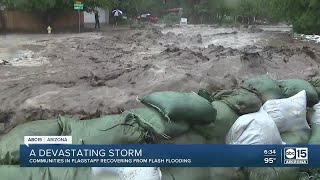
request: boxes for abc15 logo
[284,148,308,160]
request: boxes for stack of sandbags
[194,75,282,144]
[301,101,320,180]
[0,119,62,165]
[58,112,146,145]
[226,90,310,180]
[3,75,320,180]
[192,100,239,144]
[158,130,210,180]
[127,91,217,139]
[127,91,217,180]
[308,101,320,144]
[261,91,310,180]
[262,90,311,144]
[225,106,287,180]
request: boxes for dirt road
[1,24,319,133]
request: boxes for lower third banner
[20,144,317,167]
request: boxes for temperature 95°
[264,157,276,164]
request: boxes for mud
[0,24,320,133]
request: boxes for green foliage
[269,0,320,34]
[159,14,181,25]
[119,0,164,17]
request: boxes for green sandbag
[298,169,320,180]
[159,131,246,180]
[247,167,299,180]
[213,89,262,115]
[309,123,320,144]
[277,79,319,107]
[308,76,320,96]
[197,89,214,103]
[156,130,207,144]
[192,101,239,143]
[138,91,217,124]
[281,128,310,144]
[0,166,92,180]
[159,131,209,180]
[240,75,284,103]
[209,168,247,180]
[125,107,190,139]
[0,119,62,165]
[307,107,315,125]
[161,167,210,180]
[58,113,146,145]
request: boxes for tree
[1,0,117,12]
[119,0,164,17]
[269,0,320,34]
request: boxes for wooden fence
[0,10,84,33]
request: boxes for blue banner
[20,144,318,167]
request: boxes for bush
[293,11,320,34]
[159,14,181,25]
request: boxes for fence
[0,10,84,33]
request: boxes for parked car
[137,13,158,23]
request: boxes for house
[84,8,109,27]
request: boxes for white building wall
[84,8,109,24]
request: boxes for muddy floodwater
[0,24,319,133]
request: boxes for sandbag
[309,102,320,144]
[0,119,62,165]
[138,91,217,124]
[92,167,162,180]
[281,128,310,144]
[197,89,214,103]
[158,131,209,180]
[277,79,319,106]
[298,169,320,180]
[308,76,320,95]
[241,75,284,103]
[125,107,190,139]
[161,167,210,180]
[246,167,299,180]
[192,101,239,143]
[226,108,284,145]
[307,107,315,125]
[209,168,247,180]
[0,166,92,180]
[262,90,310,133]
[311,102,320,124]
[58,113,146,145]
[309,124,320,144]
[156,130,206,144]
[213,89,262,115]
